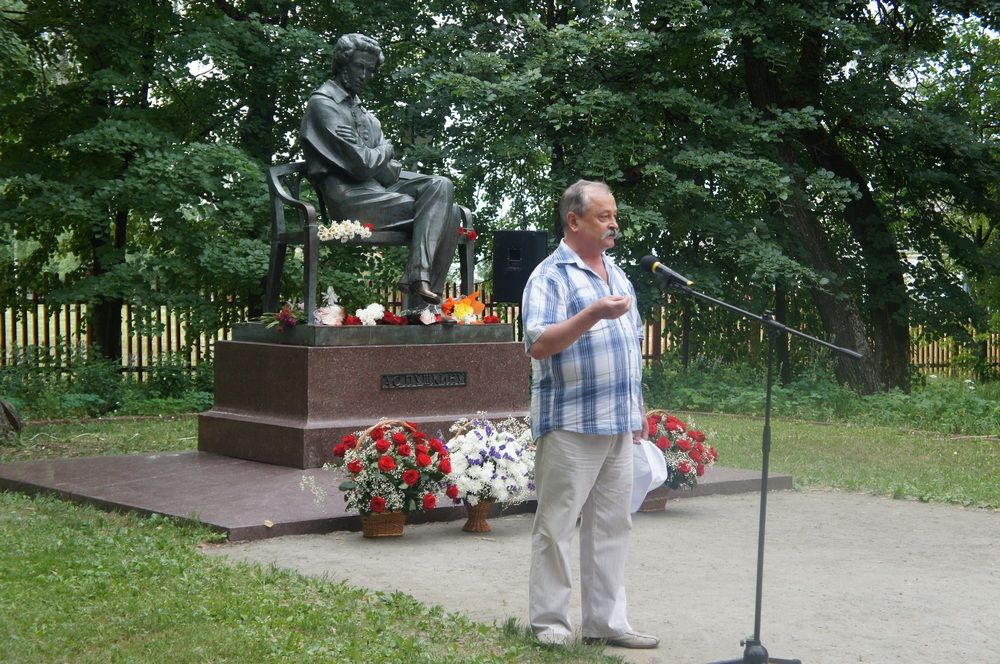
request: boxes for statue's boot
[412,281,441,304]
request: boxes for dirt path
[204,488,1000,664]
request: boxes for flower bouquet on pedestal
[441,291,486,324]
[313,287,344,326]
[260,301,306,332]
[335,419,455,537]
[638,410,718,512]
[445,415,534,532]
[316,219,373,243]
[342,302,409,326]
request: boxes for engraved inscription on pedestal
[380,372,467,390]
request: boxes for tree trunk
[774,283,792,386]
[741,29,888,393]
[88,208,128,361]
[779,194,879,392]
[798,128,911,391]
[680,297,691,371]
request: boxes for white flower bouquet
[445,415,534,506]
[313,287,344,326]
[316,219,374,243]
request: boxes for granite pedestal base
[198,324,530,468]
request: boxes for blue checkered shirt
[522,240,644,441]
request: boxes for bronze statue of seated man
[300,32,465,305]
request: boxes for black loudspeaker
[492,230,548,303]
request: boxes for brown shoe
[584,631,660,649]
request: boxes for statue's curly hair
[331,33,384,76]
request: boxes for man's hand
[632,410,649,444]
[590,295,632,321]
[527,295,633,360]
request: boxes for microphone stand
[651,272,862,664]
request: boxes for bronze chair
[264,161,475,321]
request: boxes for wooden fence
[0,299,232,380]
[2,291,997,380]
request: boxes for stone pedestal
[198,322,530,468]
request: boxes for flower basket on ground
[445,415,535,532]
[646,409,718,491]
[335,419,455,537]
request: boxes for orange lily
[442,291,486,323]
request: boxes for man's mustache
[601,229,619,240]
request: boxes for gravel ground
[203,488,999,664]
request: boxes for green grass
[672,412,1000,508]
[0,492,618,663]
[0,415,197,463]
[1,412,996,662]
[0,420,618,664]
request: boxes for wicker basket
[354,420,421,538]
[462,498,496,533]
[645,408,672,423]
[637,485,671,512]
[450,419,493,533]
[359,418,418,441]
[361,511,406,538]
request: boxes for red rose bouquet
[335,419,456,515]
[260,301,306,332]
[646,409,719,490]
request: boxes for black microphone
[639,255,694,287]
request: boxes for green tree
[2,0,995,393]
[0,1,436,351]
[907,15,1000,379]
[0,0,268,358]
[415,0,998,392]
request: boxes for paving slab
[0,452,790,541]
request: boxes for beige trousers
[529,429,634,642]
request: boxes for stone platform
[0,451,793,541]
[199,323,530,468]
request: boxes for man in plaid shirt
[521,180,658,650]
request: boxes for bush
[59,392,110,418]
[0,345,213,419]
[859,378,1000,435]
[0,346,63,416]
[192,361,214,393]
[145,353,193,398]
[67,349,126,416]
[644,354,999,436]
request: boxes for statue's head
[331,33,384,95]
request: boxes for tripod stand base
[706,638,801,664]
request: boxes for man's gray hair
[558,179,612,231]
[332,33,384,76]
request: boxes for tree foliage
[1,0,996,390]
[412,0,999,391]
[0,0,269,357]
